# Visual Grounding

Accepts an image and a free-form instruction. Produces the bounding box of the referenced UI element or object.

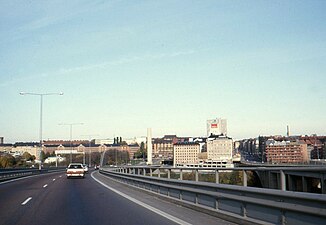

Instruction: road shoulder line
[91,171,191,225]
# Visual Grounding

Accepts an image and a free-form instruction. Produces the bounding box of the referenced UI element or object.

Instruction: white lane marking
[52,178,56,181]
[43,184,48,188]
[21,197,32,205]
[59,175,62,178]
[91,172,191,225]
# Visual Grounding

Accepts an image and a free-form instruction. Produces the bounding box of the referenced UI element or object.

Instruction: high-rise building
[207,118,227,136]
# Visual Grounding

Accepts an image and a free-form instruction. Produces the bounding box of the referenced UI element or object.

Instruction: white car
[66,163,85,178]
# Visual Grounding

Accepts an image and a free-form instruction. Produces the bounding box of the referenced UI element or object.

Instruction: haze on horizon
[1,0,325,143]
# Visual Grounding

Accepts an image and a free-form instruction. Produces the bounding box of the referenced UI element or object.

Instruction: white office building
[207,136,233,162]
[207,118,227,137]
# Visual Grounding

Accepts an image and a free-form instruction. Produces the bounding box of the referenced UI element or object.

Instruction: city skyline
[1,1,326,143]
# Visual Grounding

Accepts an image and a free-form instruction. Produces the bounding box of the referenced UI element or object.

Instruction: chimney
[287,125,290,137]
[147,128,152,165]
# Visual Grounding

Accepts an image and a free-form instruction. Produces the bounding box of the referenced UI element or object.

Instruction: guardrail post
[288,174,294,191]
[150,168,152,177]
[180,169,183,180]
[168,169,171,179]
[302,176,307,192]
[280,170,286,191]
[137,168,140,175]
[215,169,219,184]
[158,168,160,178]
[281,210,286,225]
[143,168,146,176]
[243,170,248,187]
[242,203,247,218]
[195,169,199,182]
[322,174,326,194]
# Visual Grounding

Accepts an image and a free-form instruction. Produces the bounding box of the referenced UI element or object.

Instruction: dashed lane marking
[43,184,48,188]
[21,197,32,205]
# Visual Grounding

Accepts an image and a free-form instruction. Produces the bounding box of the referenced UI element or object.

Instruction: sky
[1,0,326,143]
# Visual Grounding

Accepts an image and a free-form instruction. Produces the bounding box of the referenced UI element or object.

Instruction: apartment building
[266,139,308,164]
[153,135,181,159]
[207,136,233,162]
[173,142,200,167]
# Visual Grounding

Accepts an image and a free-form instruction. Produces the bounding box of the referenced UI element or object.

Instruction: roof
[174,142,199,146]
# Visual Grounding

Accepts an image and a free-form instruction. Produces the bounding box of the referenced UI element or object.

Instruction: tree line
[0,152,35,168]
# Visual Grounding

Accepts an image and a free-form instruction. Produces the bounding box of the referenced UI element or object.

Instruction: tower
[287,125,290,137]
[147,128,152,165]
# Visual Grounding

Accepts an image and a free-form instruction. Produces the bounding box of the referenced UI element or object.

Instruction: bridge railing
[112,166,326,193]
[100,166,326,225]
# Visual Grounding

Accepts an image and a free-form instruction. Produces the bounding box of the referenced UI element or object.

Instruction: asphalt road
[0,170,236,225]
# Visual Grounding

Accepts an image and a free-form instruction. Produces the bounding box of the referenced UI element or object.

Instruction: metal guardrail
[100,166,326,225]
[0,167,66,182]
[113,166,326,193]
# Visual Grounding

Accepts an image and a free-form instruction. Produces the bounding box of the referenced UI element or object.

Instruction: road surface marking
[59,175,62,178]
[52,178,56,181]
[91,172,191,225]
[43,184,48,188]
[21,197,32,205]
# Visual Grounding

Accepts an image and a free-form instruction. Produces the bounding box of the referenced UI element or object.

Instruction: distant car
[94,165,99,170]
[82,164,89,173]
[66,163,85,178]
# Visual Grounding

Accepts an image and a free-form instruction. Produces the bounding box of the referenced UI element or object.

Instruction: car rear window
[69,164,83,169]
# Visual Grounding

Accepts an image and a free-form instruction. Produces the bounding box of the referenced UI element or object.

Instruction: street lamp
[20,92,64,170]
[80,134,99,166]
[59,123,84,163]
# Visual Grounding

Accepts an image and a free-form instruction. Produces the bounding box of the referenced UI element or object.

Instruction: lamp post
[81,134,99,166]
[20,92,64,170]
[59,123,84,163]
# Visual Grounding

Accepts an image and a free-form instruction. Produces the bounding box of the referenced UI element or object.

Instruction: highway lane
[0,170,236,225]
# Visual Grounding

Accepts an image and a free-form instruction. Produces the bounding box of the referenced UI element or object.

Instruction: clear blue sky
[1,0,325,143]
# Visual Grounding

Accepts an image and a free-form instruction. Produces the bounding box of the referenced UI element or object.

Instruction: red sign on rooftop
[211,123,218,128]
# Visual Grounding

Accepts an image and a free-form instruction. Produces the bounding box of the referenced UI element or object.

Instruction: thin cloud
[0,50,195,87]
[19,1,116,32]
